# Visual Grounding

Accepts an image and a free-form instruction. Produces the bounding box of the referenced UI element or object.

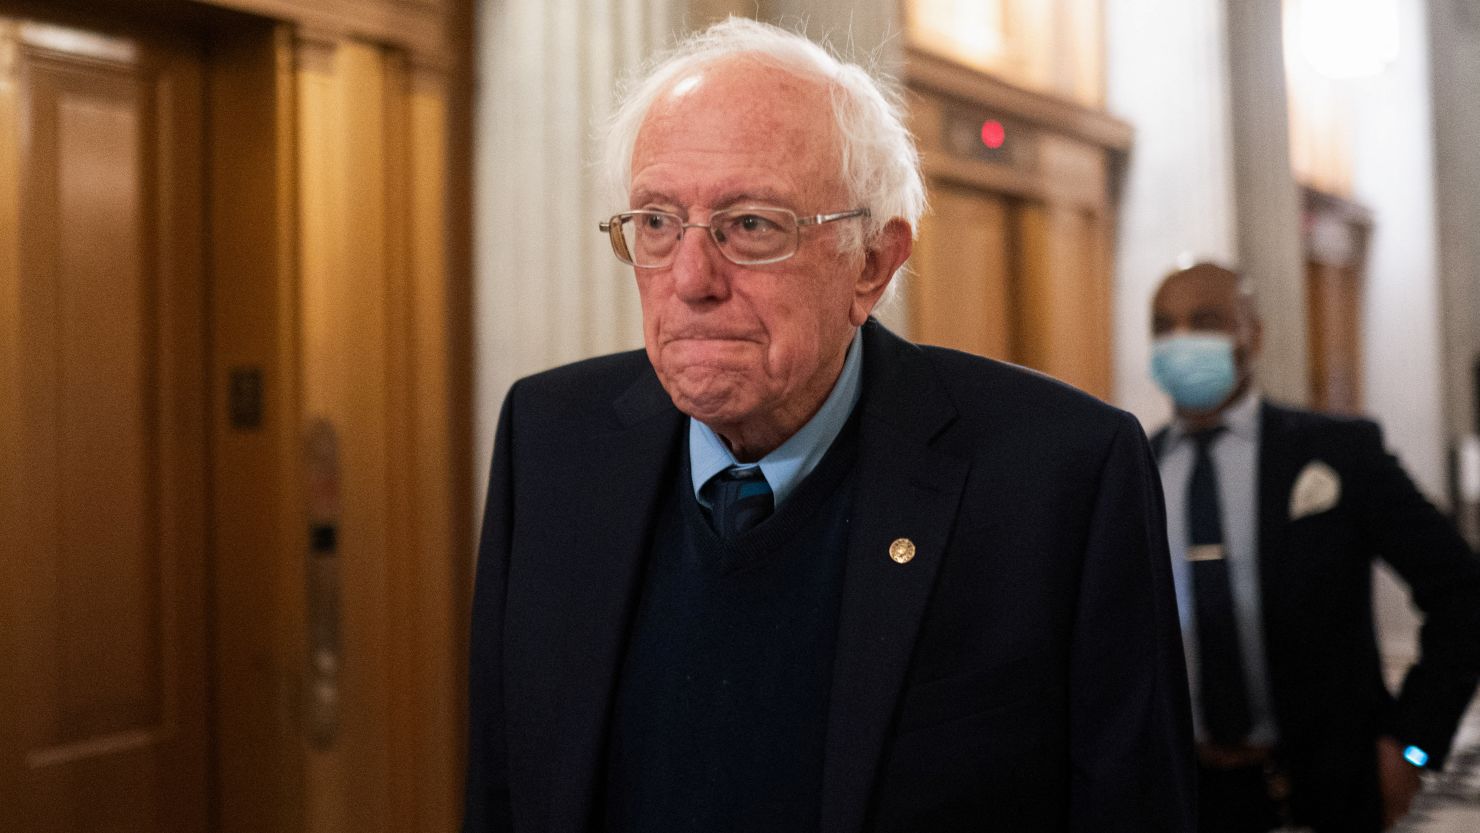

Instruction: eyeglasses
[598,206,869,268]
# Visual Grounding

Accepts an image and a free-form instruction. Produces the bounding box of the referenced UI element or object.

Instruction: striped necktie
[702,465,774,539]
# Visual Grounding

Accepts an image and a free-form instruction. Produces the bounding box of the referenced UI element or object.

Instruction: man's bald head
[1151,262,1259,338]
[1150,261,1263,423]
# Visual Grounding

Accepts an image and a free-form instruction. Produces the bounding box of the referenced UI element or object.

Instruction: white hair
[602,17,926,260]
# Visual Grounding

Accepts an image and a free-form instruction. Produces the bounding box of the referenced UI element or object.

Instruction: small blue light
[1403,745,1429,767]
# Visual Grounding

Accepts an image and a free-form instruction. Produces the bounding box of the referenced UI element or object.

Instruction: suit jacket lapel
[1255,402,1301,725]
[821,322,970,833]
[1256,403,1299,594]
[536,368,683,833]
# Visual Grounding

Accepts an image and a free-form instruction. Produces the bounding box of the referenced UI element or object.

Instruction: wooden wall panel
[1016,203,1112,398]
[403,66,465,828]
[906,46,1123,401]
[295,35,461,833]
[198,0,446,59]
[0,18,209,833]
[904,0,1106,107]
[911,185,1014,360]
[207,22,306,833]
[1,3,468,830]
[297,37,391,833]
[0,37,23,823]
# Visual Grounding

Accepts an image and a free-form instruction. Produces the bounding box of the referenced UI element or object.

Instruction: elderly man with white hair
[464,18,1194,833]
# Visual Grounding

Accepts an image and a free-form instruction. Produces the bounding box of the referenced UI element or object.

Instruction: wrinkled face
[1151,265,1262,390]
[627,58,882,437]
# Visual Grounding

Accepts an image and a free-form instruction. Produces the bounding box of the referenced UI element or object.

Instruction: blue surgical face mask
[1150,332,1237,412]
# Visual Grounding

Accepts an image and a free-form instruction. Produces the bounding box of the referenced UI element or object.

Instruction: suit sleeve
[1069,410,1197,833]
[1355,421,1480,769]
[463,385,519,832]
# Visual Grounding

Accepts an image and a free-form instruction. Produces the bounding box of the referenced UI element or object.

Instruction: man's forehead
[1157,269,1240,308]
[631,58,842,204]
[656,56,826,109]
[639,59,832,149]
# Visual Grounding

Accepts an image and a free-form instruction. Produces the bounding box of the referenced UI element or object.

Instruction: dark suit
[466,320,1195,832]
[1153,402,1480,832]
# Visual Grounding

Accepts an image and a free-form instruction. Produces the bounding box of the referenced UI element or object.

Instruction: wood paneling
[906,45,1124,400]
[295,34,462,833]
[1,4,469,830]
[191,0,445,61]
[904,2,1108,110]
[403,64,466,827]
[1301,186,1372,414]
[911,186,1014,360]
[1017,202,1113,396]
[907,46,1130,153]
[0,18,209,832]
[207,22,306,833]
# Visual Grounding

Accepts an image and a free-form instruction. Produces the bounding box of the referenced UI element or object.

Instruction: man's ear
[849,218,913,326]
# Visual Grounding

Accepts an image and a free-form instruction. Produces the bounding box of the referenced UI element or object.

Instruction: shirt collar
[1168,389,1261,448]
[689,326,864,507]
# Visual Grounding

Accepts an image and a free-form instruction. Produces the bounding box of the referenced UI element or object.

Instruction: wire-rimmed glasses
[598,206,869,268]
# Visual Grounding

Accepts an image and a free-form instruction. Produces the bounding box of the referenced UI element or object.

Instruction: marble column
[1224,0,1310,406]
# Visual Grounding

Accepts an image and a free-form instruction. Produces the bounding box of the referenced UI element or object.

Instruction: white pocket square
[1289,460,1340,520]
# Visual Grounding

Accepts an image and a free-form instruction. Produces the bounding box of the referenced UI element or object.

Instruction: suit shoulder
[508,348,653,414]
[916,344,1135,443]
[1263,400,1381,444]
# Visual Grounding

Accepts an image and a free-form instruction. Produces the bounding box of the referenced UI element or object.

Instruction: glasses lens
[710,208,798,264]
[616,212,681,267]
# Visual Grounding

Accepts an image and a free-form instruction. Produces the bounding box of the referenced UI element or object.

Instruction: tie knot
[702,466,774,539]
[1188,425,1226,453]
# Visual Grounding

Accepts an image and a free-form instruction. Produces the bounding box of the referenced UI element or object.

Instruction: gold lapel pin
[889,538,916,564]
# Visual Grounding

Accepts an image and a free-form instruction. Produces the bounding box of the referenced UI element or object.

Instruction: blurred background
[2,0,1478,830]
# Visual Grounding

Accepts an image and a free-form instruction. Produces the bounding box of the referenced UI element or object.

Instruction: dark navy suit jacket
[1154,402,1480,832]
[466,320,1196,832]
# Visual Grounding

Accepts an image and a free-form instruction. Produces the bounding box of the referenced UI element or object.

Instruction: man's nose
[669,226,729,302]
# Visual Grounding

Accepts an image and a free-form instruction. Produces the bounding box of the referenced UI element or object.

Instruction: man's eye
[731,214,780,234]
[641,214,673,231]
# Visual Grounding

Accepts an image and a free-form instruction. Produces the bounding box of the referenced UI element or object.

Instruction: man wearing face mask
[1147,262,1480,833]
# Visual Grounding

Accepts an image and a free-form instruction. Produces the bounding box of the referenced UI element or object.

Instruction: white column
[1224,0,1310,408]
[1350,0,1448,498]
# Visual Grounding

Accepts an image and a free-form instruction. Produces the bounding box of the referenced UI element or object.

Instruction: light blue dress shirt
[689,327,863,509]
[1158,391,1279,746]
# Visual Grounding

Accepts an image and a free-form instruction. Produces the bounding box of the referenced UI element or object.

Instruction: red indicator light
[980,119,1006,150]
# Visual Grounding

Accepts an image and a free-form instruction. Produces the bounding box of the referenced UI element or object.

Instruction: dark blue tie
[702,466,774,539]
[1187,427,1253,745]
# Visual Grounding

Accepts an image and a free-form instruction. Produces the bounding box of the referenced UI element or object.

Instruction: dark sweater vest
[601,416,859,833]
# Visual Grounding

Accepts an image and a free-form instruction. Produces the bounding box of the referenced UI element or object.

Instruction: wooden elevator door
[911,183,1016,361]
[908,178,1114,400]
[0,17,210,833]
